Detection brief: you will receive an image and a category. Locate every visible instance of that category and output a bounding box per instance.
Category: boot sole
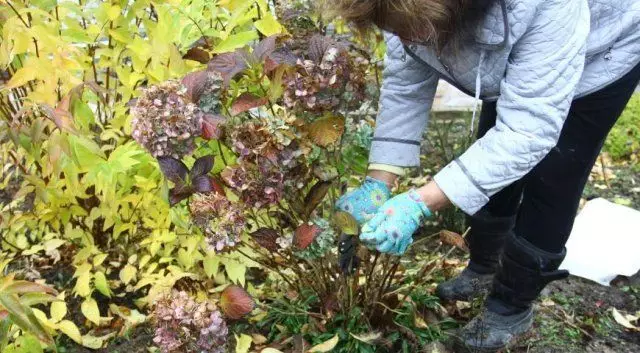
[453,309,534,353]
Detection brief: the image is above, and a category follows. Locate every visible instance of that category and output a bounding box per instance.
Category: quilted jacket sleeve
[433,0,589,215]
[368,33,439,167]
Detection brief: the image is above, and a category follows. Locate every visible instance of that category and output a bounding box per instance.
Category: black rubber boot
[456,236,570,352]
[436,210,515,301]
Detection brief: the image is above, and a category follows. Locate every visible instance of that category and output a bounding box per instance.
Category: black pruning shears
[334,211,360,275]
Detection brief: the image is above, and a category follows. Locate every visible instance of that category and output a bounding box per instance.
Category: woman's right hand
[336,174,394,224]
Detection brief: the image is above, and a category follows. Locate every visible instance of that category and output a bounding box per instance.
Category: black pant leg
[515,63,640,253]
[475,101,526,218]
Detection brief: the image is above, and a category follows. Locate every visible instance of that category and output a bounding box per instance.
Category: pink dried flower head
[221,163,284,208]
[131,80,203,158]
[190,193,245,252]
[152,290,228,353]
[229,121,285,165]
[282,35,368,113]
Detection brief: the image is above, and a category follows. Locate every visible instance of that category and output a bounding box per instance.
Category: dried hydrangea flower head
[152,290,228,353]
[189,193,245,252]
[221,163,285,208]
[283,35,352,112]
[131,80,202,158]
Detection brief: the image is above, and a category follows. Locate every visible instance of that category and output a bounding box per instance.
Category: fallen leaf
[251,334,268,345]
[307,334,339,352]
[414,314,429,328]
[439,230,468,251]
[235,334,253,353]
[541,298,555,307]
[350,331,382,344]
[612,308,640,331]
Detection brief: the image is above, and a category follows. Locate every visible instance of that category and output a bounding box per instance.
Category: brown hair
[326,0,489,48]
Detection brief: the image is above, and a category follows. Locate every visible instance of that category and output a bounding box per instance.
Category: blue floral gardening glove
[336,177,391,224]
[360,190,432,255]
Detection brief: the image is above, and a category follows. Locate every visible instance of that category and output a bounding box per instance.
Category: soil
[511,275,640,353]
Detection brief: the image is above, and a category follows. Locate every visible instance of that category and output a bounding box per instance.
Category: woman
[333,0,640,351]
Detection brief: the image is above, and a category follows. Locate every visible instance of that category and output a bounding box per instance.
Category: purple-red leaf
[253,36,278,62]
[220,285,255,319]
[169,187,192,206]
[230,93,268,116]
[250,228,280,252]
[207,52,248,86]
[209,176,226,195]
[303,180,332,218]
[191,155,215,179]
[183,47,211,64]
[157,157,189,184]
[294,223,321,250]
[201,114,225,140]
[308,35,343,63]
[181,70,209,103]
[192,175,213,193]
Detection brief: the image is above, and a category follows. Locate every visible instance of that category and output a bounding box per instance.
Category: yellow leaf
[58,320,82,343]
[261,349,284,353]
[235,334,253,353]
[50,301,67,323]
[612,308,640,331]
[254,13,285,37]
[3,66,38,90]
[81,298,101,326]
[307,115,345,147]
[81,332,116,349]
[350,331,382,344]
[74,271,92,297]
[308,334,339,352]
[107,5,121,21]
[119,264,137,285]
[93,253,108,266]
[43,239,65,252]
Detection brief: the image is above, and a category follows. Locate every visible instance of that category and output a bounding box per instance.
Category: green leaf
[81,298,101,326]
[0,293,53,344]
[213,31,258,54]
[93,271,111,298]
[203,254,220,278]
[223,258,246,286]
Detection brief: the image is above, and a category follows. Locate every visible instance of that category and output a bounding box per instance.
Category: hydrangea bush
[133,33,446,351]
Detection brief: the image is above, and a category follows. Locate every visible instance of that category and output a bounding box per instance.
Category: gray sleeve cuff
[368,138,421,167]
[433,159,489,215]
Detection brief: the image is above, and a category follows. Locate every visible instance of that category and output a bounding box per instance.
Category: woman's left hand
[360,189,432,255]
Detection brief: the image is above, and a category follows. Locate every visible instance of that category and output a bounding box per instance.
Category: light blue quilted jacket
[370,0,640,215]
